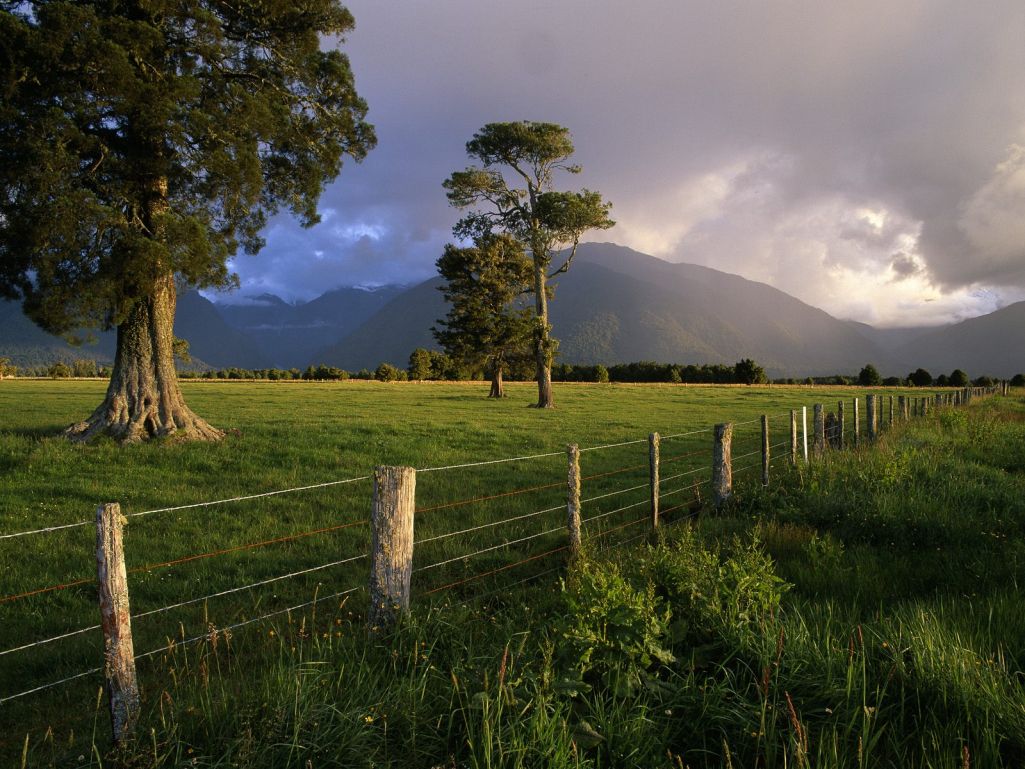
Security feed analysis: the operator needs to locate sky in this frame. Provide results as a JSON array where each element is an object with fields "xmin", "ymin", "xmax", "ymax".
[{"xmin": 223, "ymin": 1, "xmax": 1025, "ymax": 328}]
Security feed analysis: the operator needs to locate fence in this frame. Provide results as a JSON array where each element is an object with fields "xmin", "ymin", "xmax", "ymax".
[{"xmin": 0, "ymin": 385, "xmax": 1001, "ymax": 746}]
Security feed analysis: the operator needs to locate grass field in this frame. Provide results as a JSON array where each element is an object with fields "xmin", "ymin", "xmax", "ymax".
[{"xmin": 1, "ymin": 380, "xmax": 1022, "ymax": 767}]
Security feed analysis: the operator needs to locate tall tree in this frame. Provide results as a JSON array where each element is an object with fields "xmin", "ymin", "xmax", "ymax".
[
  {"xmin": 444, "ymin": 122, "xmax": 613, "ymax": 408},
  {"xmin": 0, "ymin": 1, "xmax": 374, "ymax": 442},
  {"xmin": 434, "ymin": 234, "xmax": 533, "ymax": 398}
]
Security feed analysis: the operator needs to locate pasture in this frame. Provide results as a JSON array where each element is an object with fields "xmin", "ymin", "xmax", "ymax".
[{"xmin": 1, "ymin": 380, "xmax": 1023, "ymax": 767}]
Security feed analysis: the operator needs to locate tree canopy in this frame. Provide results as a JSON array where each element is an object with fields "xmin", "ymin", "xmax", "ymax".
[
  {"xmin": 444, "ymin": 121, "xmax": 613, "ymax": 407},
  {"xmin": 858, "ymin": 364, "xmax": 882, "ymax": 387},
  {"xmin": 433, "ymin": 234, "xmax": 534, "ymax": 398},
  {"xmin": 0, "ymin": 0, "xmax": 374, "ymax": 440}
]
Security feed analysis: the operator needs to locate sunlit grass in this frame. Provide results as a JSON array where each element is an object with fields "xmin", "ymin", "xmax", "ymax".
[{"xmin": 1, "ymin": 381, "xmax": 1021, "ymax": 766}]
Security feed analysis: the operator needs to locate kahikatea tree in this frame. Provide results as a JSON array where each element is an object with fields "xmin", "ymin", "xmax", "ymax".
[
  {"xmin": 434, "ymin": 234, "xmax": 534, "ymax": 398},
  {"xmin": 444, "ymin": 122, "xmax": 613, "ymax": 408},
  {"xmin": 0, "ymin": 2, "xmax": 374, "ymax": 442}
]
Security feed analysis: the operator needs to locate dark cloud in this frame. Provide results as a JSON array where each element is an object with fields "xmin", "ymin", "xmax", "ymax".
[
  {"xmin": 226, "ymin": 0, "xmax": 1025, "ymax": 324},
  {"xmin": 891, "ymin": 253, "xmax": 922, "ymax": 281}
]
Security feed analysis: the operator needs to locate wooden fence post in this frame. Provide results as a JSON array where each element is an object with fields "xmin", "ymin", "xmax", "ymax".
[
  {"xmin": 852, "ymin": 397, "xmax": 860, "ymax": 447},
  {"xmin": 761, "ymin": 415, "xmax": 770, "ymax": 486},
  {"xmin": 889, "ymin": 395, "xmax": 894, "ymax": 425},
  {"xmin": 897, "ymin": 395, "xmax": 906, "ymax": 421},
  {"xmin": 96, "ymin": 502, "xmax": 139, "ymax": 745},
  {"xmin": 567, "ymin": 444, "xmax": 582, "ymax": 554},
  {"xmin": 866, "ymin": 395, "xmax": 876, "ymax": 441},
  {"xmin": 837, "ymin": 400, "xmax": 846, "ymax": 449},
  {"xmin": 801, "ymin": 407, "xmax": 809, "ymax": 464},
  {"xmin": 369, "ymin": 465, "xmax": 416, "ymax": 632},
  {"xmin": 790, "ymin": 409, "xmax": 798, "ymax": 464},
  {"xmin": 712, "ymin": 423, "xmax": 733, "ymax": 508},
  {"xmin": 813, "ymin": 404, "xmax": 825, "ymax": 456},
  {"xmin": 649, "ymin": 432, "xmax": 660, "ymax": 530}
]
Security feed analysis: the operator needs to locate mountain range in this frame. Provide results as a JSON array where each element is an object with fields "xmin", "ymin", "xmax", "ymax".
[{"xmin": 2, "ymin": 243, "xmax": 1022, "ymax": 378}]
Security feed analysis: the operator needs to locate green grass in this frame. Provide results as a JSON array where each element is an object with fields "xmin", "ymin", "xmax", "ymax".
[{"xmin": 0, "ymin": 380, "xmax": 1021, "ymax": 766}]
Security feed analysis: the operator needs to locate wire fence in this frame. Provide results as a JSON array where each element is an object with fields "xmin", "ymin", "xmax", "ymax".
[{"xmin": 0, "ymin": 386, "xmax": 993, "ymax": 739}]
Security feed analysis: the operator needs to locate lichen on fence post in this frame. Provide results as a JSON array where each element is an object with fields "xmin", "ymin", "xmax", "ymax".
[
  {"xmin": 712, "ymin": 423, "xmax": 733, "ymax": 508},
  {"xmin": 369, "ymin": 465, "xmax": 416, "ymax": 632},
  {"xmin": 649, "ymin": 432, "xmax": 660, "ymax": 529},
  {"xmin": 567, "ymin": 444, "xmax": 582, "ymax": 555},
  {"xmin": 96, "ymin": 502, "xmax": 139, "ymax": 745}
]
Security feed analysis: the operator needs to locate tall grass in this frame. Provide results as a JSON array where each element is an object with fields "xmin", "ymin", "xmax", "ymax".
[{"xmin": 1, "ymin": 382, "xmax": 1022, "ymax": 766}]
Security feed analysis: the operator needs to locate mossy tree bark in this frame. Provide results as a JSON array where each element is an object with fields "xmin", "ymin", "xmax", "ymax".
[{"xmin": 66, "ymin": 272, "xmax": 222, "ymax": 443}]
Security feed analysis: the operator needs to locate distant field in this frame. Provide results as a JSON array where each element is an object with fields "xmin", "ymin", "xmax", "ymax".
[{"xmin": 0, "ymin": 379, "xmax": 961, "ymax": 754}]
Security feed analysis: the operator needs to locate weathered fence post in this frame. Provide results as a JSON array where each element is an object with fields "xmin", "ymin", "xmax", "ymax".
[
  {"xmin": 866, "ymin": 395, "xmax": 876, "ymax": 441},
  {"xmin": 813, "ymin": 404, "xmax": 826, "ymax": 456},
  {"xmin": 825, "ymin": 412, "xmax": 840, "ymax": 449},
  {"xmin": 369, "ymin": 465, "xmax": 416, "ymax": 632},
  {"xmin": 897, "ymin": 395, "xmax": 906, "ymax": 421},
  {"xmin": 801, "ymin": 407, "xmax": 809, "ymax": 464},
  {"xmin": 96, "ymin": 502, "xmax": 139, "ymax": 745},
  {"xmin": 712, "ymin": 423, "xmax": 733, "ymax": 508},
  {"xmin": 649, "ymin": 432, "xmax": 660, "ymax": 530},
  {"xmin": 761, "ymin": 415, "xmax": 770, "ymax": 486},
  {"xmin": 567, "ymin": 444, "xmax": 582, "ymax": 554},
  {"xmin": 852, "ymin": 397, "xmax": 860, "ymax": 447},
  {"xmin": 889, "ymin": 395, "xmax": 894, "ymax": 425},
  {"xmin": 837, "ymin": 400, "xmax": 846, "ymax": 449},
  {"xmin": 790, "ymin": 409, "xmax": 798, "ymax": 464}
]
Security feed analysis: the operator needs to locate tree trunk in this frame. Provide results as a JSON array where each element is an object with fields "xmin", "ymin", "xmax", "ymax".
[
  {"xmin": 488, "ymin": 365, "xmax": 505, "ymax": 398},
  {"xmin": 532, "ymin": 262, "xmax": 554, "ymax": 408},
  {"xmin": 65, "ymin": 272, "xmax": 223, "ymax": 443}
]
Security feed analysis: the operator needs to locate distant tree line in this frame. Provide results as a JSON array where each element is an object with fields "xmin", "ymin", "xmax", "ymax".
[{"xmin": 4, "ymin": 353, "xmax": 1022, "ymax": 389}]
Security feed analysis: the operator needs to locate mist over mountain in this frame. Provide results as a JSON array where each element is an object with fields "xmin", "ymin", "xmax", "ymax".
[
  {"xmin": 213, "ymin": 285, "xmax": 405, "ymax": 368},
  {"xmin": 3, "ymin": 244, "xmax": 1023, "ymax": 378},
  {"xmin": 890, "ymin": 302, "xmax": 1025, "ymax": 379}
]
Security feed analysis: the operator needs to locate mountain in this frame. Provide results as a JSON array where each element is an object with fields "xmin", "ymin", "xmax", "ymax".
[
  {"xmin": 889, "ymin": 301, "xmax": 1025, "ymax": 379},
  {"xmin": 213, "ymin": 285, "xmax": 405, "ymax": 368},
  {"xmin": 317, "ymin": 243, "xmax": 900, "ymax": 377},
  {"xmin": 0, "ymin": 291, "xmax": 268, "ymax": 370},
  {"xmin": 175, "ymin": 291, "xmax": 271, "ymax": 369},
  {"xmin": 0, "ymin": 300, "xmax": 115, "ymax": 368},
  {"xmin": 4, "ymin": 245, "xmax": 1022, "ymax": 378}
]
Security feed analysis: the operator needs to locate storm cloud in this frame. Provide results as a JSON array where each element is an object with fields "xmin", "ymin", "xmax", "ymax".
[{"xmin": 223, "ymin": 0, "xmax": 1025, "ymax": 326}]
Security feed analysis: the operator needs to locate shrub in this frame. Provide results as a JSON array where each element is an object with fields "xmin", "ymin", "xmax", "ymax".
[
  {"xmin": 858, "ymin": 364, "xmax": 882, "ymax": 386},
  {"xmin": 47, "ymin": 361, "xmax": 71, "ymax": 378},
  {"xmin": 375, "ymin": 362, "xmax": 403, "ymax": 382},
  {"xmin": 557, "ymin": 559, "xmax": 673, "ymax": 695},
  {"xmin": 643, "ymin": 528, "xmax": 789, "ymax": 649}
]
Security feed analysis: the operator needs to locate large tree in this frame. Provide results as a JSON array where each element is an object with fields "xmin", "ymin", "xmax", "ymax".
[
  {"xmin": 444, "ymin": 122, "xmax": 613, "ymax": 408},
  {"xmin": 433, "ymin": 234, "xmax": 533, "ymax": 398},
  {"xmin": 0, "ymin": 1, "xmax": 374, "ymax": 442}
]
